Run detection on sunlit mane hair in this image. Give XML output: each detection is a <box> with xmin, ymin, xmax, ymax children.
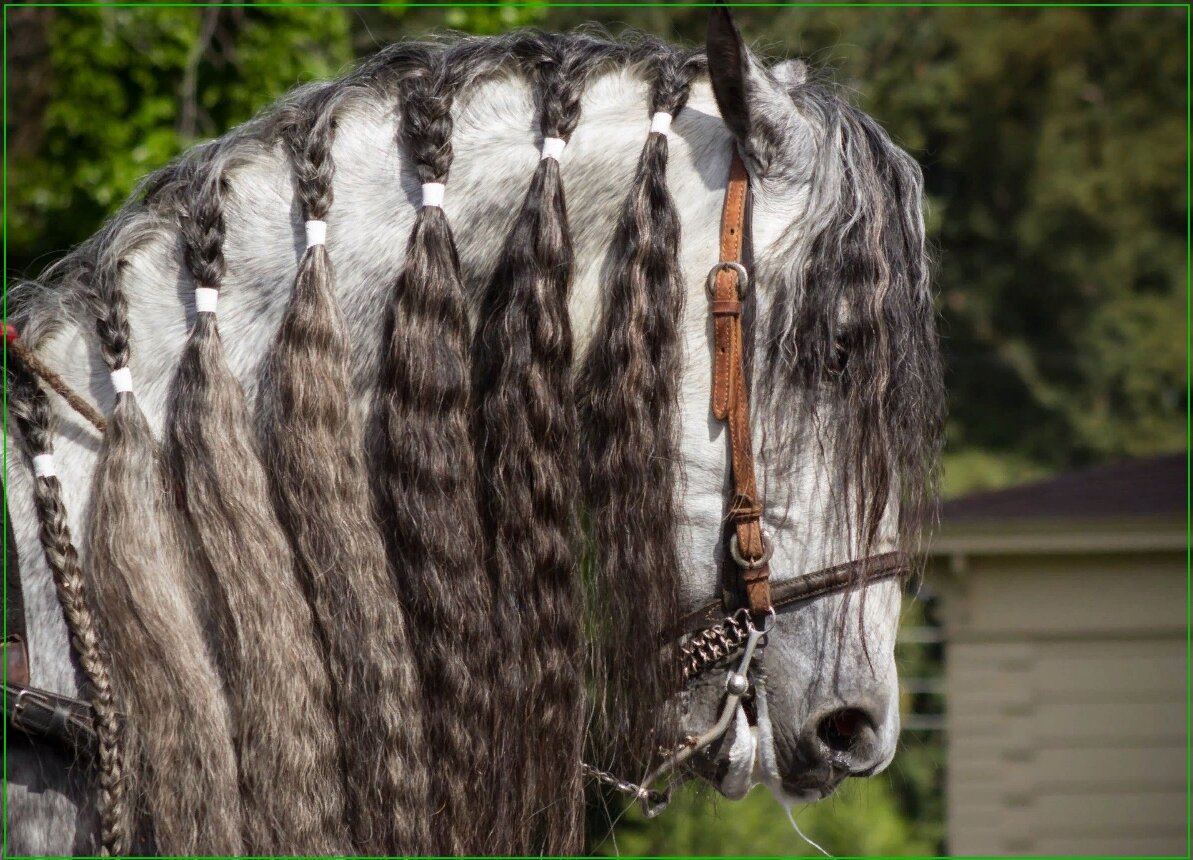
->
<box><xmin>164</xmin><ymin>151</ymin><xmax>350</xmax><ymax>853</ymax></box>
<box><xmin>257</xmin><ymin>85</ymin><xmax>433</xmax><ymax>853</ymax></box>
<box><xmin>576</xmin><ymin>40</ymin><xmax>705</xmax><ymax>782</ymax></box>
<box><xmin>6</xmin><ymin>25</ymin><xmax>942</xmax><ymax>856</ymax></box>
<box><xmin>86</xmin><ymin>234</ymin><xmax>243</xmax><ymax>855</ymax></box>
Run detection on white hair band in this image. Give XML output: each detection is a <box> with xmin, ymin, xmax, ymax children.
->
<box><xmin>194</xmin><ymin>287</ymin><xmax>218</xmax><ymax>314</ymax></box>
<box><xmin>540</xmin><ymin>136</ymin><xmax>567</xmax><ymax>161</ymax></box>
<box><xmin>650</xmin><ymin>111</ymin><xmax>673</xmax><ymax>136</ymax></box>
<box><xmin>110</xmin><ymin>367</ymin><xmax>133</xmax><ymax>394</ymax></box>
<box><xmin>305</xmin><ymin>220</ymin><xmax>327</xmax><ymax>248</ymax></box>
<box><xmin>32</xmin><ymin>454</ymin><xmax>56</xmax><ymax>479</ymax></box>
<box><xmin>421</xmin><ymin>182</ymin><xmax>445</xmax><ymax>208</ymax></box>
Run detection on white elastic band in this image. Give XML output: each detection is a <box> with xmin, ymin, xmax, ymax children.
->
<box><xmin>32</xmin><ymin>454</ymin><xmax>56</xmax><ymax>479</ymax></box>
<box><xmin>421</xmin><ymin>182</ymin><xmax>445</xmax><ymax>208</ymax></box>
<box><xmin>194</xmin><ymin>287</ymin><xmax>218</xmax><ymax>314</ymax></box>
<box><xmin>110</xmin><ymin>367</ymin><xmax>133</xmax><ymax>394</ymax></box>
<box><xmin>540</xmin><ymin>136</ymin><xmax>566</xmax><ymax>161</ymax></box>
<box><xmin>649</xmin><ymin>111</ymin><xmax>673</xmax><ymax>136</ymax></box>
<box><xmin>305</xmin><ymin>219</ymin><xmax>327</xmax><ymax>248</ymax></box>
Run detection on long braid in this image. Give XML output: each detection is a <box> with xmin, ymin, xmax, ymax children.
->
<box><xmin>258</xmin><ymin>88</ymin><xmax>433</xmax><ymax>854</ymax></box>
<box><xmin>164</xmin><ymin>154</ymin><xmax>350</xmax><ymax>853</ymax></box>
<box><xmin>372</xmin><ymin>52</ymin><xmax>498</xmax><ymax>854</ymax></box>
<box><xmin>8</xmin><ymin>367</ymin><xmax>130</xmax><ymax>856</ymax></box>
<box><xmin>85</xmin><ymin>240</ymin><xmax>244</xmax><ymax>854</ymax></box>
<box><xmin>576</xmin><ymin>47</ymin><xmax>702</xmax><ymax>778</ymax></box>
<box><xmin>471</xmin><ymin>34</ymin><xmax>605</xmax><ymax>854</ymax></box>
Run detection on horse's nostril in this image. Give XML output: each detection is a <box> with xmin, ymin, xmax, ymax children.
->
<box><xmin>817</xmin><ymin>707</ymin><xmax>872</xmax><ymax>755</ymax></box>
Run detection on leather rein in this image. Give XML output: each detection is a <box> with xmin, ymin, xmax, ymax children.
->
<box><xmin>5</xmin><ymin>150</ymin><xmax>912</xmax><ymax>813</ymax></box>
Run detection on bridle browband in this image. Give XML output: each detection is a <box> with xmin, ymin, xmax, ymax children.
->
<box><xmin>6</xmin><ymin>148</ymin><xmax>913</xmax><ymax>821</ymax></box>
<box><xmin>583</xmin><ymin>149</ymin><xmax>912</xmax><ymax>815</ymax></box>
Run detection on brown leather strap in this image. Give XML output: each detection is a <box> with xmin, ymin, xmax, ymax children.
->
<box><xmin>674</xmin><ymin>551</ymin><xmax>911</xmax><ymax>637</ymax></box>
<box><xmin>712</xmin><ymin>151</ymin><xmax>771</xmax><ymax>614</ymax></box>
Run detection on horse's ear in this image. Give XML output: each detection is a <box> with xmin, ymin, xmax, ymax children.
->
<box><xmin>706</xmin><ymin>6</ymin><xmax>797</xmax><ymax>174</ymax></box>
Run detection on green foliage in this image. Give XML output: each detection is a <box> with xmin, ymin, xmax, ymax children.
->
<box><xmin>590</xmin><ymin>775</ymin><xmax>938</xmax><ymax>857</ymax></box>
<box><xmin>7</xmin><ymin>5</ymin><xmax>352</xmax><ymax>275</ymax></box>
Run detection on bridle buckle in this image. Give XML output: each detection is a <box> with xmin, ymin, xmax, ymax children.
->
<box><xmin>704</xmin><ymin>260</ymin><xmax>749</xmax><ymax>299</ymax></box>
<box><xmin>728</xmin><ymin>531</ymin><xmax>773</xmax><ymax>569</ymax></box>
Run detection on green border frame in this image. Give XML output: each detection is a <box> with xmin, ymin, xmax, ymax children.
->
<box><xmin>1</xmin><ymin>3</ymin><xmax>1188</xmax><ymax>858</ymax></box>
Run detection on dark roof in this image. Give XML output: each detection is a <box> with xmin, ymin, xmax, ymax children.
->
<box><xmin>943</xmin><ymin>452</ymin><xmax>1186</xmax><ymax>522</ymax></box>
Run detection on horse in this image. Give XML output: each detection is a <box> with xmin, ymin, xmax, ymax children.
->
<box><xmin>3</xmin><ymin>8</ymin><xmax>943</xmax><ymax>856</ymax></box>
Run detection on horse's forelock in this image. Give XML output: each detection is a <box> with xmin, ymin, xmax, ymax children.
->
<box><xmin>756</xmin><ymin>87</ymin><xmax>944</xmax><ymax>566</ymax></box>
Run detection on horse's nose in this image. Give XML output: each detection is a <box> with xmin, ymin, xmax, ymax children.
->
<box><xmin>803</xmin><ymin>702</ymin><xmax>894</xmax><ymax>777</ymax></box>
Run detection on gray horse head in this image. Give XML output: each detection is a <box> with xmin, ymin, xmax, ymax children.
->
<box><xmin>645</xmin><ymin>8</ymin><xmax>941</xmax><ymax>808</ymax></box>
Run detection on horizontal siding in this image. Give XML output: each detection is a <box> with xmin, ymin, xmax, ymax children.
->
<box><xmin>940</xmin><ymin>553</ymin><xmax>1185</xmax><ymax>638</ymax></box>
<box><xmin>939</xmin><ymin>552</ymin><xmax>1188</xmax><ymax>856</ymax></box>
<box><xmin>950</xmin><ymin>744</ymin><xmax>1186</xmax><ymax>792</ymax></box>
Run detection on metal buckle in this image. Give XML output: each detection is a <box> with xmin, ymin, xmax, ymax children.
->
<box><xmin>11</xmin><ymin>687</ymin><xmax>42</xmax><ymax>731</ymax></box>
<box><xmin>705</xmin><ymin>261</ymin><xmax>749</xmax><ymax>299</ymax></box>
<box><xmin>729</xmin><ymin>531</ymin><xmax>773</xmax><ymax>569</ymax></box>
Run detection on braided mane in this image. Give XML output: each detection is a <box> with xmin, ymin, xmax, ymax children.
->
<box><xmin>6</xmin><ymin>27</ymin><xmax>940</xmax><ymax>855</ymax></box>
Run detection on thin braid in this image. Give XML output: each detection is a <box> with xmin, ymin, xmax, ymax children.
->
<box><xmin>471</xmin><ymin>35</ymin><xmax>604</xmax><ymax>854</ymax></box>
<box><xmin>165</xmin><ymin>155</ymin><xmax>350</xmax><ymax>854</ymax></box>
<box><xmin>8</xmin><ymin>367</ymin><xmax>130</xmax><ymax>857</ymax></box>
<box><xmin>576</xmin><ymin>48</ymin><xmax>701</xmax><ymax>777</ymax></box>
<box><xmin>86</xmin><ymin>243</ymin><xmax>244</xmax><ymax>854</ymax></box>
<box><xmin>372</xmin><ymin>52</ymin><xmax>499</xmax><ymax>855</ymax></box>
<box><xmin>258</xmin><ymin>90</ymin><xmax>433</xmax><ymax>855</ymax></box>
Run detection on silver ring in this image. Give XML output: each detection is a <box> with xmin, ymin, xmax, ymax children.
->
<box><xmin>705</xmin><ymin>261</ymin><xmax>749</xmax><ymax>299</ymax></box>
<box><xmin>753</xmin><ymin>607</ymin><xmax>778</xmax><ymax>635</ymax></box>
<box><xmin>729</xmin><ymin>531</ymin><xmax>773</xmax><ymax>569</ymax></box>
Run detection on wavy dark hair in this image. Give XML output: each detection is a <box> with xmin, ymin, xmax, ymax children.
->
<box><xmin>255</xmin><ymin>85</ymin><xmax>433</xmax><ymax>853</ymax></box>
<box><xmin>369</xmin><ymin>46</ymin><xmax>506</xmax><ymax>854</ymax></box>
<box><xmin>575</xmin><ymin>42</ymin><xmax>705</xmax><ymax>781</ymax></box>
<box><xmin>754</xmin><ymin>84</ymin><xmax>944</xmax><ymax>561</ymax></box>
<box><xmin>469</xmin><ymin>33</ymin><xmax>618</xmax><ymax>854</ymax></box>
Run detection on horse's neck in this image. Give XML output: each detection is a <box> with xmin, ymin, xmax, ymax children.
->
<box><xmin>7</xmin><ymin>68</ymin><xmax>740</xmax><ymax>704</ymax></box>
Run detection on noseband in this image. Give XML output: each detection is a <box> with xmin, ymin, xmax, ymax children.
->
<box><xmin>583</xmin><ymin>149</ymin><xmax>912</xmax><ymax>816</ymax></box>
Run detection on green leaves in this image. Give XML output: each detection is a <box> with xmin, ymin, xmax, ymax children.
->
<box><xmin>7</xmin><ymin>6</ymin><xmax>353</xmax><ymax>274</ymax></box>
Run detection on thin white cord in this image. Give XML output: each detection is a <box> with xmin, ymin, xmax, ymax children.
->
<box><xmin>785</xmin><ymin>805</ymin><xmax>832</xmax><ymax>857</ymax></box>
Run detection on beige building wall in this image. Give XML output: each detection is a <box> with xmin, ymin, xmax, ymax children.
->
<box><xmin>932</xmin><ymin>520</ymin><xmax>1187</xmax><ymax>856</ymax></box>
